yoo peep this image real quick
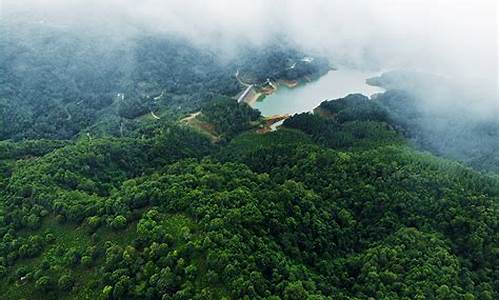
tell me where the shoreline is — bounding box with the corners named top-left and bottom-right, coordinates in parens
top-left (238, 71), bottom-right (332, 131)
top-left (256, 114), bottom-right (291, 134)
top-left (236, 63), bottom-right (334, 109)
top-left (240, 79), bottom-right (296, 107)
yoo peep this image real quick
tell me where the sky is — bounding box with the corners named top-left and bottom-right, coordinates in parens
top-left (1, 0), bottom-right (498, 80)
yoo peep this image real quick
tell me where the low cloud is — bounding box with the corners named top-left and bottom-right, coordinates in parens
top-left (3, 0), bottom-right (497, 79)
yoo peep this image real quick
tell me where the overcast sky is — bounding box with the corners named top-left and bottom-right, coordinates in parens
top-left (1, 0), bottom-right (498, 80)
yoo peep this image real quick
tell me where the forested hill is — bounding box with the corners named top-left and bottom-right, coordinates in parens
top-left (0, 22), bottom-right (327, 141)
top-left (0, 23), bottom-right (498, 300)
top-left (366, 71), bottom-right (499, 173)
top-left (0, 89), bottom-right (498, 299)
top-left (0, 26), bottom-right (239, 140)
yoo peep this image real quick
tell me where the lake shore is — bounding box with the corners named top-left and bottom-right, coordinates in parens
top-left (254, 69), bottom-right (385, 116)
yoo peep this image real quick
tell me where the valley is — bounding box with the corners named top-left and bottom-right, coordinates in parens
top-left (0, 14), bottom-right (497, 300)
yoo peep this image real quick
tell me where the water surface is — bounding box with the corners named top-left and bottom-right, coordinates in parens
top-left (254, 69), bottom-right (384, 116)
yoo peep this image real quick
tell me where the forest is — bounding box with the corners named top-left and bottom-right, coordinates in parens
top-left (235, 43), bottom-right (331, 84)
top-left (0, 21), bottom-right (327, 141)
top-left (0, 20), bottom-right (498, 300)
top-left (0, 92), bottom-right (497, 299)
top-left (366, 71), bottom-right (499, 173)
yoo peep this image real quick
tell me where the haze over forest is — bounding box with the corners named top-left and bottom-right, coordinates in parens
top-left (3, 0), bottom-right (498, 115)
top-left (0, 1), bottom-right (498, 299)
top-left (2, 0), bottom-right (497, 74)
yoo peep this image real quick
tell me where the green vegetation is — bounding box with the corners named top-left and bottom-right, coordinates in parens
top-left (0, 28), bottom-right (497, 299)
top-left (0, 27), bottom-right (241, 140)
top-left (0, 90), bottom-right (497, 299)
top-left (283, 94), bottom-right (403, 150)
top-left (367, 71), bottom-right (499, 173)
top-left (236, 43), bottom-right (330, 85)
top-left (200, 96), bottom-right (261, 141)
top-left (0, 22), bottom-right (327, 142)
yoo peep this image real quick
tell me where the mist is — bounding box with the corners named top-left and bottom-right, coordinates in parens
top-left (2, 0), bottom-right (497, 77)
top-left (1, 0), bottom-right (498, 121)
top-left (1, 2), bottom-right (499, 297)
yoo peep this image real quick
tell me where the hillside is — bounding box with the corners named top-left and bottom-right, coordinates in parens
top-left (0, 17), bottom-right (498, 300)
top-left (367, 71), bottom-right (499, 173)
top-left (0, 89), bottom-right (497, 299)
top-left (0, 21), bottom-right (324, 141)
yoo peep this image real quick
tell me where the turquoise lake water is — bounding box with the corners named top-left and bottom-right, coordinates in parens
top-left (253, 69), bottom-right (384, 116)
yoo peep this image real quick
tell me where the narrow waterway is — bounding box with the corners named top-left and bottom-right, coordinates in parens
top-left (254, 69), bottom-right (385, 116)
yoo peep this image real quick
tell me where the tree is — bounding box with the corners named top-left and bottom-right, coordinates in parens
top-left (58, 274), bottom-right (74, 291)
top-left (35, 276), bottom-right (52, 292)
top-left (284, 281), bottom-right (308, 300)
top-left (112, 215), bottom-right (127, 230)
top-left (102, 285), bottom-right (113, 299)
top-left (81, 256), bottom-right (93, 268)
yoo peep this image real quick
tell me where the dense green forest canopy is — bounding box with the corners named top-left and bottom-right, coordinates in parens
top-left (0, 25), bottom-right (240, 140)
top-left (0, 91), bottom-right (497, 299)
top-left (200, 96), bottom-right (261, 140)
top-left (0, 23), bottom-right (497, 300)
top-left (367, 71), bottom-right (499, 172)
top-left (0, 22), bottom-right (324, 141)
top-left (235, 44), bottom-right (331, 84)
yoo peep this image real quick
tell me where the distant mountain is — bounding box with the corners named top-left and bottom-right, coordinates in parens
top-left (367, 70), bottom-right (498, 173)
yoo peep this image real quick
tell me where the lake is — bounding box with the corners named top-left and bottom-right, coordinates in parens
top-left (253, 69), bottom-right (385, 116)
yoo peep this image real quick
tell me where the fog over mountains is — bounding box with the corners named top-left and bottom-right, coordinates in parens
top-left (2, 0), bottom-right (497, 78)
top-left (0, 2), bottom-right (498, 300)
